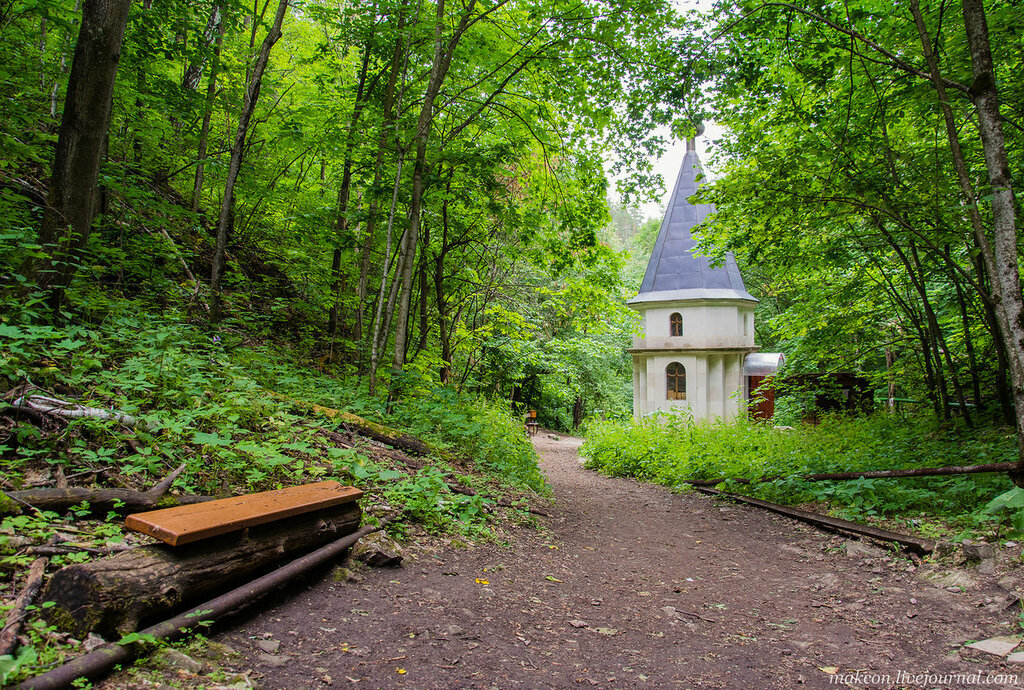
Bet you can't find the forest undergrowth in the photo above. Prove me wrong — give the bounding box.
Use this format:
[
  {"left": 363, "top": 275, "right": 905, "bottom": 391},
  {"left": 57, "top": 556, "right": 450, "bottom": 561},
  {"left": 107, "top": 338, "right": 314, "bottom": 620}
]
[
  {"left": 581, "top": 412, "right": 1024, "bottom": 542},
  {"left": 0, "top": 291, "right": 548, "bottom": 684}
]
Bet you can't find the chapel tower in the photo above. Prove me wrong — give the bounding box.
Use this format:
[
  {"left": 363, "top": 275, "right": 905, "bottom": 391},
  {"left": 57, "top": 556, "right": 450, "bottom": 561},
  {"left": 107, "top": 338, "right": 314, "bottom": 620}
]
[{"left": 628, "top": 137, "right": 764, "bottom": 421}]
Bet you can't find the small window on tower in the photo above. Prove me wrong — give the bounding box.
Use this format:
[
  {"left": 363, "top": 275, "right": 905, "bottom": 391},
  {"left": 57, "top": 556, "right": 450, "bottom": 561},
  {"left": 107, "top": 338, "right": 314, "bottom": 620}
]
[
  {"left": 670, "top": 312, "right": 683, "bottom": 337},
  {"left": 666, "top": 362, "right": 686, "bottom": 400}
]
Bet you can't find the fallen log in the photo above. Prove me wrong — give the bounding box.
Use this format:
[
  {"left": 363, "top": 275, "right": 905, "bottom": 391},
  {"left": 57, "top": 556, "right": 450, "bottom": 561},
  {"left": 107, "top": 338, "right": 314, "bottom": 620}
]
[
  {"left": 1, "top": 464, "right": 212, "bottom": 517},
  {"left": 683, "top": 461, "right": 1021, "bottom": 487},
  {"left": 10, "top": 394, "right": 155, "bottom": 431},
  {"left": 26, "top": 544, "right": 135, "bottom": 557},
  {"left": 0, "top": 403, "right": 46, "bottom": 426},
  {"left": 322, "top": 429, "right": 551, "bottom": 517},
  {"left": 0, "top": 556, "right": 48, "bottom": 656},
  {"left": 41, "top": 501, "right": 361, "bottom": 638},
  {"left": 271, "top": 391, "right": 457, "bottom": 461},
  {"left": 17, "top": 517, "right": 393, "bottom": 690}
]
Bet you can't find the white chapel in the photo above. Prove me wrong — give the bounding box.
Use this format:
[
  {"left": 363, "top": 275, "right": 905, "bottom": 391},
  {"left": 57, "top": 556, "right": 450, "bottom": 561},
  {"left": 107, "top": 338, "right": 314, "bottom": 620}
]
[{"left": 628, "top": 136, "right": 781, "bottom": 421}]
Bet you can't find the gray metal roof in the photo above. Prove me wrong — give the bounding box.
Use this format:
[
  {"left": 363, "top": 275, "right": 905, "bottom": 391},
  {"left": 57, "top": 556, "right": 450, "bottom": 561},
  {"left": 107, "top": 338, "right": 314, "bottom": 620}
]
[
  {"left": 628, "top": 140, "right": 756, "bottom": 306},
  {"left": 743, "top": 352, "right": 785, "bottom": 376}
]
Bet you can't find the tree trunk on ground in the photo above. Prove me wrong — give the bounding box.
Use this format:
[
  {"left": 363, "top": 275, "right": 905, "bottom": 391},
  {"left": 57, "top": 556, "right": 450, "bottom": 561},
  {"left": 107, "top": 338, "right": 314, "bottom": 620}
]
[
  {"left": 33, "top": 0, "right": 133, "bottom": 312},
  {"left": 268, "top": 391, "right": 460, "bottom": 461},
  {"left": 685, "top": 460, "right": 1022, "bottom": 487},
  {"left": 41, "top": 502, "right": 360, "bottom": 637},
  {"left": 0, "top": 557, "right": 48, "bottom": 656},
  {"left": 1, "top": 487, "right": 213, "bottom": 518},
  {"left": 210, "top": 0, "right": 289, "bottom": 322},
  {"left": 1, "top": 462, "right": 205, "bottom": 517}
]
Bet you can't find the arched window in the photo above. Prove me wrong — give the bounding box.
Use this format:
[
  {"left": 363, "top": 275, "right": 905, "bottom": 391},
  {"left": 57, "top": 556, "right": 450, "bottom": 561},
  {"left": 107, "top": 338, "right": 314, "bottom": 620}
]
[
  {"left": 669, "top": 312, "right": 683, "bottom": 337},
  {"left": 666, "top": 362, "right": 686, "bottom": 400}
]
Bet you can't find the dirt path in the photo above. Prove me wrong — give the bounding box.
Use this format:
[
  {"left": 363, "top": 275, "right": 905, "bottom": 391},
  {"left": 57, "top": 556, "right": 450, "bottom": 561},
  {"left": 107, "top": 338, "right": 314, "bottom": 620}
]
[{"left": 208, "top": 433, "right": 1022, "bottom": 689}]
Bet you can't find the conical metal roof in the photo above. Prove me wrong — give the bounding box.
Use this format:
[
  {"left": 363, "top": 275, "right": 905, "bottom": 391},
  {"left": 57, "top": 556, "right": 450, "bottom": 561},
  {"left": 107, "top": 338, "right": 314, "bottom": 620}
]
[{"left": 628, "top": 139, "right": 756, "bottom": 306}]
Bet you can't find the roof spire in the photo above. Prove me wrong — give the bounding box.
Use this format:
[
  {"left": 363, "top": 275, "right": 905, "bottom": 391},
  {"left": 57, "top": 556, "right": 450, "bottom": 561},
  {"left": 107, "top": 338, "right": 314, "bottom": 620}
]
[{"left": 628, "top": 130, "right": 756, "bottom": 306}]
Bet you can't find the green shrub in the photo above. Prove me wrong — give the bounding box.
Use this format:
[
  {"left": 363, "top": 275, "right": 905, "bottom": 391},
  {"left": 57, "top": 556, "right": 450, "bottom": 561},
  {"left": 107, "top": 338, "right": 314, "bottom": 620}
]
[{"left": 582, "top": 412, "right": 1016, "bottom": 526}]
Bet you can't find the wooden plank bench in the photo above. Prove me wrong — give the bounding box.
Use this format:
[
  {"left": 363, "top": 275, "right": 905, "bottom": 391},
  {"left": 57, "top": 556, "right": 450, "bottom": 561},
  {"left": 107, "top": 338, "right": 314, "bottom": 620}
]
[
  {"left": 124, "top": 480, "right": 363, "bottom": 546},
  {"left": 525, "top": 409, "right": 539, "bottom": 436}
]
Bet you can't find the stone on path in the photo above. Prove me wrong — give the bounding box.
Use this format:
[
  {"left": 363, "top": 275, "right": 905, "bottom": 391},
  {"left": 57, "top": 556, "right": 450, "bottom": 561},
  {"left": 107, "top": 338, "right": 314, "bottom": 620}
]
[
  {"left": 964, "top": 636, "right": 1021, "bottom": 657},
  {"left": 351, "top": 531, "right": 404, "bottom": 567},
  {"left": 255, "top": 639, "right": 280, "bottom": 653},
  {"left": 155, "top": 648, "right": 204, "bottom": 673}
]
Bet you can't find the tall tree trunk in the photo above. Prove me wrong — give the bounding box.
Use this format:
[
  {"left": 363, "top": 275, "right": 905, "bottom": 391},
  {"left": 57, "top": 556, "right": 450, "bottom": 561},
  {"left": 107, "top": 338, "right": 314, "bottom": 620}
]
[
  {"left": 413, "top": 220, "right": 431, "bottom": 358},
  {"left": 190, "top": 14, "right": 225, "bottom": 212},
  {"left": 885, "top": 347, "right": 896, "bottom": 411},
  {"left": 133, "top": 0, "right": 153, "bottom": 166},
  {"left": 908, "top": 242, "right": 971, "bottom": 425},
  {"left": 435, "top": 183, "right": 453, "bottom": 383},
  {"left": 961, "top": 0, "right": 1024, "bottom": 465},
  {"left": 182, "top": 5, "right": 223, "bottom": 92},
  {"left": 869, "top": 223, "right": 944, "bottom": 417},
  {"left": 327, "top": 37, "right": 374, "bottom": 357},
  {"left": 368, "top": 151, "right": 406, "bottom": 396},
  {"left": 390, "top": 0, "right": 476, "bottom": 386},
  {"left": 357, "top": 14, "right": 407, "bottom": 358},
  {"left": 974, "top": 248, "right": 1014, "bottom": 424},
  {"left": 949, "top": 251, "right": 983, "bottom": 410},
  {"left": 210, "top": 0, "right": 289, "bottom": 323},
  {"left": 34, "top": 0, "right": 133, "bottom": 312},
  {"left": 911, "top": 0, "right": 1024, "bottom": 472}
]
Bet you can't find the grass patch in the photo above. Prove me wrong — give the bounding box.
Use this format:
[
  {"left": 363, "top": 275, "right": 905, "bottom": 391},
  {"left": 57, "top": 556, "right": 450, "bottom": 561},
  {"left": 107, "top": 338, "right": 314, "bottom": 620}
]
[{"left": 581, "top": 411, "right": 1019, "bottom": 537}]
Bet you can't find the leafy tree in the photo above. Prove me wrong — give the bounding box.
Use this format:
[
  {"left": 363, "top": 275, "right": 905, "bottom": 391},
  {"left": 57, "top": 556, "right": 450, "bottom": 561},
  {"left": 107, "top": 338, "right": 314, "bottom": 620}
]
[{"left": 686, "top": 0, "right": 1023, "bottom": 444}]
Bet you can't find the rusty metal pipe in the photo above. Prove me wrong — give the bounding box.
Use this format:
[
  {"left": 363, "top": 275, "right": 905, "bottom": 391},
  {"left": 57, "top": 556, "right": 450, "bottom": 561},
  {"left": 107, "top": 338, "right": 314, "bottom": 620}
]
[
  {"left": 17, "top": 519, "right": 390, "bottom": 690},
  {"left": 694, "top": 487, "right": 935, "bottom": 554}
]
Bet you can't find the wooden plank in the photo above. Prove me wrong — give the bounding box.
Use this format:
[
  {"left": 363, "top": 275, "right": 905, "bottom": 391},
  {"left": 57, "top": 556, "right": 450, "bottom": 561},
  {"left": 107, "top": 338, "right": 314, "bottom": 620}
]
[
  {"left": 693, "top": 487, "right": 935, "bottom": 555},
  {"left": 125, "top": 481, "right": 363, "bottom": 546}
]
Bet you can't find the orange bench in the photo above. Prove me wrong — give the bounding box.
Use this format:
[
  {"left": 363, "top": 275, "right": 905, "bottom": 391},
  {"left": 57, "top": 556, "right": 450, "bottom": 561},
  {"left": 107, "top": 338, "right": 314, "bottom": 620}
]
[{"left": 125, "top": 480, "right": 363, "bottom": 546}]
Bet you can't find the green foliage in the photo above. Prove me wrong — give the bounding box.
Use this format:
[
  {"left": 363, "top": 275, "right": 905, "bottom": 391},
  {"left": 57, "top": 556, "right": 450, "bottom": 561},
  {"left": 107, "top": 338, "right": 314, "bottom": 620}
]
[
  {"left": 0, "top": 292, "right": 545, "bottom": 516},
  {"left": 982, "top": 488, "right": 1024, "bottom": 537},
  {"left": 1, "top": 508, "right": 126, "bottom": 574},
  {"left": 0, "top": 616, "right": 71, "bottom": 686},
  {"left": 582, "top": 413, "right": 1015, "bottom": 529},
  {"left": 683, "top": 0, "right": 1024, "bottom": 419},
  {"left": 0, "top": 645, "right": 38, "bottom": 686}
]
